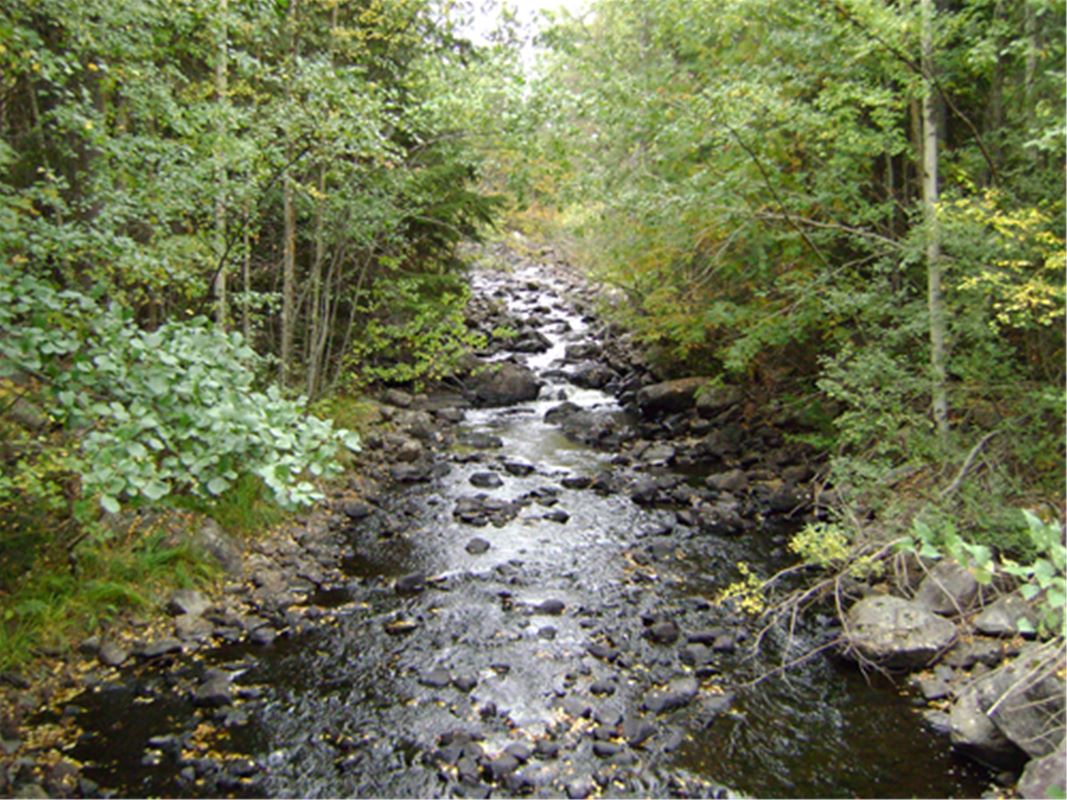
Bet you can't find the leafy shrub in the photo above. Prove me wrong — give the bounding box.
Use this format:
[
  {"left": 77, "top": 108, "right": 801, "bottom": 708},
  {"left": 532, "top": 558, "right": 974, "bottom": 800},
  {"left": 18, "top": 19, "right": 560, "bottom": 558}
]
[
  {"left": 0, "top": 265, "right": 359, "bottom": 514},
  {"left": 347, "top": 273, "right": 485, "bottom": 389}
]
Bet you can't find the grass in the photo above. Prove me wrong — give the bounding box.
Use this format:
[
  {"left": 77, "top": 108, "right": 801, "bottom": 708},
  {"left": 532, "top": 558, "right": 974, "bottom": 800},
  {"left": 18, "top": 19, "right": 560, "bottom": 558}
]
[{"left": 0, "top": 526, "right": 218, "bottom": 671}]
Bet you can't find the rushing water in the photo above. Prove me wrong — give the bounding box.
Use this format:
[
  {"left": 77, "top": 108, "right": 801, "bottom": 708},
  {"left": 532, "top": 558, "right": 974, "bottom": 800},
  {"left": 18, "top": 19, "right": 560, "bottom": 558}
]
[{"left": 66, "top": 260, "right": 990, "bottom": 798}]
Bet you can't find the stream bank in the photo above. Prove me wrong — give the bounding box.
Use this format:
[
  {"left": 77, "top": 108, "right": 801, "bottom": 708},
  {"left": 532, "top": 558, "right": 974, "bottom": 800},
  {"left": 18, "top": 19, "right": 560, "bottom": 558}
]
[{"left": 2, "top": 243, "right": 1000, "bottom": 798}]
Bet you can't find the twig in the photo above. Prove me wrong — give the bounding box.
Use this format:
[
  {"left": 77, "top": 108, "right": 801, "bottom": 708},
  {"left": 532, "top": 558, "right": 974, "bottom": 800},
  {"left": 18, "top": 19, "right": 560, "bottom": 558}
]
[{"left": 939, "top": 430, "right": 999, "bottom": 500}]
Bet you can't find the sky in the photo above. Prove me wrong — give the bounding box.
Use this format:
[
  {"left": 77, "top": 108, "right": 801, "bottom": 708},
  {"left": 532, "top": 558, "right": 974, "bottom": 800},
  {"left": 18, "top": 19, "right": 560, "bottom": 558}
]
[{"left": 461, "top": 0, "right": 589, "bottom": 53}]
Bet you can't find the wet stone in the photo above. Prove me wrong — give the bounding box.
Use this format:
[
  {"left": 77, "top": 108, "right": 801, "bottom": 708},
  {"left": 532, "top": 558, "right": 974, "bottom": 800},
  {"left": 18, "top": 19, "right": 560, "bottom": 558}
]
[
  {"left": 469, "top": 472, "right": 503, "bottom": 489},
  {"left": 141, "top": 639, "right": 183, "bottom": 658},
  {"left": 680, "top": 643, "right": 713, "bottom": 667},
  {"left": 593, "top": 741, "right": 622, "bottom": 758},
  {"left": 98, "top": 642, "right": 128, "bottom": 667},
  {"left": 193, "top": 675, "right": 232, "bottom": 708},
  {"left": 589, "top": 680, "right": 616, "bottom": 696},
  {"left": 420, "top": 668, "right": 453, "bottom": 689},
  {"left": 534, "top": 739, "right": 560, "bottom": 759},
  {"left": 537, "top": 599, "right": 566, "bottom": 615},
  {"left": 454, "top": 675, "right": 478, "bottom": 692},
  {"left": 503, "top": 461, "right": 536, "bottom": 477},
  {"left": 587, "top": 643, "right": 618, "bottom": 661},
  {"left": 561, "top": 475, "right": 592, "bottom": 490},
  {"left": 543, "top": 509, "right": 570, "bottom": 523},
  {"left": 646, "top": 620, "right": 680, "bottom": 645},
  {"left": 504, "top": 743, "right": 532, "bottom": 762},
  {"left": 486, "top": 753, "right": 520, "bottom": 780},
  {"left": 538, "top": 626, "right": 558, "bottom": 640},
  {"left": 465, "top": 537, "right": 491, "bottom": 555},
  {"left": 566, "top": 779, "right": 593, "bottom": 799},
  {"left": 623, "top": 717, "right": 657, "bottom": 748},
  {"left": 395, "top": 572, "right": 427, "bottom": 594}
]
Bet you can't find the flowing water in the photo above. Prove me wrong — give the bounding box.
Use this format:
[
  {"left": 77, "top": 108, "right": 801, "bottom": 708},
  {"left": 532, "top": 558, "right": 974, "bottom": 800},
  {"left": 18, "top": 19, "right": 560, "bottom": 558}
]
[{"left": 65, "top": 259, "right": 990, "bottom": 798}]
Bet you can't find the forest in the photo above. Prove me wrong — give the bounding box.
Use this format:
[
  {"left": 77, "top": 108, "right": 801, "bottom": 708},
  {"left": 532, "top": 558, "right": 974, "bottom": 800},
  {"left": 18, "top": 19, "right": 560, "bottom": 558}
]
[{"left": 0, "top": 0, "right": 1064, "bottom": 793}]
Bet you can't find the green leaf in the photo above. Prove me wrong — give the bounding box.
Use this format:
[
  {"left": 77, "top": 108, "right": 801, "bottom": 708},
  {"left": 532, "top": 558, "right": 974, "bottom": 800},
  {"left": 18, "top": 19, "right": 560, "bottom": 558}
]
[
  {"left": 206, "top": 476, "right": 229, "bottom": 496},
  {"left": 100, "top": 495, "right": 121, "bottom": 514},
  {"left": 141, "top": 480, "right": 170, "bottom": 501}
]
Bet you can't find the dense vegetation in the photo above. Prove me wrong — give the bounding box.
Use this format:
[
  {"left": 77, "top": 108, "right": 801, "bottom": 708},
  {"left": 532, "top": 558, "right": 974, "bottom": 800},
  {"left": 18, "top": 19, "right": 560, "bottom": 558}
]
[
  {"left": 0, "top": 0, "right": 511, "bottom": 663},
  {"left": 0, "top": 0, "right": 1063, "bottom": 664},
  {"left": 513, "top": 0, "right": 1064, "bottom": 568}
]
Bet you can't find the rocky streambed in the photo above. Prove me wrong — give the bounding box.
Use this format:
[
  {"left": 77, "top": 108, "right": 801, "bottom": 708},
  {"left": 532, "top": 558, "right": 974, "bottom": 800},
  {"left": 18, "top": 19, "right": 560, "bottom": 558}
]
[{"left": 5, "top": 243, "right": 1039, "bottom": 798}]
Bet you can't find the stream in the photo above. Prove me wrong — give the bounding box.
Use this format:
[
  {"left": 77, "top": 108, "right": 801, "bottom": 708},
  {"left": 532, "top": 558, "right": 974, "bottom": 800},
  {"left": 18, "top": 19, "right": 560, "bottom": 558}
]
[{"left": 62, "top": 255, "right": 990, "bottom": 798}]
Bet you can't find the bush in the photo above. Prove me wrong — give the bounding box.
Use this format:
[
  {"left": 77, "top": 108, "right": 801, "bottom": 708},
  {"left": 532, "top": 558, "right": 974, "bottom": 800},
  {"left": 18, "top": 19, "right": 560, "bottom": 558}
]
[{"left": 0, "top": 265, "right": 359, "bottom": 515}]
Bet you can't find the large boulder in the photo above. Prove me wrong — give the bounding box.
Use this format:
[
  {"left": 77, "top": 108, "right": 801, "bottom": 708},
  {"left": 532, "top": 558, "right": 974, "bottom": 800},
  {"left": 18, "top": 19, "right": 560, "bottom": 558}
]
[
  {"left": 1018, "top": 739, "right": 1067, "bottom": 799},
  {"left": 635, "top": 377, "right": 707, "bottom": 416},
  {"left": 975, "top": 643, "right": 1066, "bottom": 759},
  {"left": 950, "top": 686, "right": 1027, "bottom": 769},
  {"left": 914, "top": 559, "right": 980, "bottom": 615},
  {"left": 695, "top": 385, "right": 743, "bottom": 418},
  {"left": 843, "top": 595, "right": 958, "bottom": 670},
  {"left": 469, "top": 362, "right": 542, "bottom": 406},
  {"left": 974, "top": 593, "right": 1039, "bottom": 638}
]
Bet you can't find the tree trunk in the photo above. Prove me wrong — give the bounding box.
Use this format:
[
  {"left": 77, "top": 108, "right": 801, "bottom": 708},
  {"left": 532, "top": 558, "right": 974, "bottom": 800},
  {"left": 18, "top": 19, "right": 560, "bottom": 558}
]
[
  {"left": 213, "top": 0, "right": 229, "bottom": 328},
  {"left": 922, "top": 0, "right": 950, "bottom": 443},
  {"left": 280, "top": 0, "right": 299, "bottom": 386}
]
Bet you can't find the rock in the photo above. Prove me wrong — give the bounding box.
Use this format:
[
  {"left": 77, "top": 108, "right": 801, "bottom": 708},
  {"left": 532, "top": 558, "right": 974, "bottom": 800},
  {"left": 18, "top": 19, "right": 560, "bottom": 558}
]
[
  {"left": 561, "top": 475, "right": 592, "bottom": 490},
  {"left": 1018, "top": 739, "right": 1066, "bottom": 799},
  {"left": 98, "top": 642, "right": 128, "bottom": 667},
  {"left": 566, "top": 779, "right": 593, "bottom": 799},
  {"left": 503, "top": 461, "right": 535, "bottom": 477},
  {"left": 174, "top": 614, "right": 214, "bottom": 642},
  {"left": 642, "top": 675, "right": 698, "bottom": 714},
  {"left": 623, "top": 717, "right": 657, "bottom": 747},
  {"left": 635, "top": 377, "right": 707, "bottom": 416},
  {"left": 695, "top": 385, "right": 743, "bottom": 418},
  {"left": 535, "top": 739, "right": 560, "bottom": 759},
  {"left": 454, "top": 675, "right": 478, "bottom": 692},
  {"left": 571, "top": 362, "right": 615, "bottom": 389},
  {"left": 470, "top": 472, "right": 504, "bottom": 489},
  {"left": 944, "top": 638, "right": 1011, "bottom": 669},
  {"left": 843, "top": 595, "right": 958, "bottom": 670},
  {"left": 646, "top": 620, "right": 680, "bottom": 645},
  {"left": 705, "top": 469, "right": 749, "bottom": 493},
  {"left": 395, "top": 573, "right": 427, "bottom": 594},
  {"left": 190, "top": 518, "right": 243, "bottom": 575},
  {"left": 486, "top": 753, "right": 520, "bottom": 780},
  {"left": 915, "top": 560, "right": 980, "bottom": 615},
  {"left": 950, "top": 686, "right": 1026, "bottom": 769},
  {"left": 917, "top": 676, "right": 951, "bottom": 701},
  {"left": 383, "top": 388, "right": 413, "bottom": 408},
  {"left": 589, "top": 679, "right": 616, "bottom": 696},
  {"left": 536, "top": 599, "right": 566, "bottom": 615},
  {"left": 384, "top": 619, "right": 419, "bottom": 635},
  {"left": 249, "top": 627, "right": 276, "bottom": 646},
  {"left": 465, "top": 537, "right": 491, "bottom": 555},
  {"left": 141, "top": 639, "right": 183, "bottom": 658},
  {"left": 543, "top": 509, "right": 570, "bottom": 523},
  {"left": 974, "top": 593, "right": 1039, "bottom": 638},
  {"left": 471, "top": 363, "right": 542, "bottom": 406},
  {"left": 341, "top": 500, "right": 373, "bottom": 520},
  {"left": 78, "top": 635, "right": 101, "bottom": 656},
  {"left": 167, "top": 589, "right": 210, "bottom": 617},
  {"left": 194, "top": 675, "right": 232, "bottom": 708},
  {"left": 504, "top": 743, "right": 532, "bottom": 762},
  {"left": 565, "top": 343, "right": 599, "bottom": 361},
  {"left": 680, "top": 644, "right": 713, "bottom": 667},
  {"left": 390, "top": 463, "right": 432, "bottom": 483},
  {"left": 458, "top": 432, "right": 504, "bottom": 449},
  {"left": 592, "top": 741, "right": 621, "bottom": 757},
  {"left": 975, "top": 643, "right": 1066, "bottom": 759},
  {"left": 420, "top": 668, "right": 452, "bottom": 689}
]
